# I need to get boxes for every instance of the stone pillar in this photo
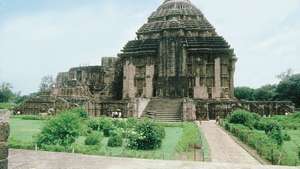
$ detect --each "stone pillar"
[194,77,208,99]
[230,57,237,98]
[212,57,221,98]
[123,61,136,99]
[181,46,187,76]
[182,99,196,121]
[144,65,154,98]
[0,110,10,169]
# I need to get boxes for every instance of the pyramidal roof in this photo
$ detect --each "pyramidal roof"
[137,0,216,36]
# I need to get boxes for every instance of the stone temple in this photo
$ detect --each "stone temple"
[16,0,294,121]
[121,0,236,100]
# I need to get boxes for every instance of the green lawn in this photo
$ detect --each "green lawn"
[8,117,208,161]
[9,118,44,142]
[0,102,15,110]
[281,130,300,165]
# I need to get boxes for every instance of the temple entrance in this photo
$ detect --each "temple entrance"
[208,104,216,120]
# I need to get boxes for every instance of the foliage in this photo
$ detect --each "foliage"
[69,108,89,119]
[36,112,81,147]
[276,74,300,107]
[85,132,102,145]
[0,82,14,103]
[253,85,277,101]
[228,110,260,128]
[224,122,283,164]
[234,87,255,101]
[0,102,15,109]
[128,119,165,150]
[107,134,123,147]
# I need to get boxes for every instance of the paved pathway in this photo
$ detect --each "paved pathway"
[8,149,298,169]
[200,121,260,164]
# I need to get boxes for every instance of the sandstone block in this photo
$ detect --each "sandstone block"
[0,123,9,142]
[0,142,8,160]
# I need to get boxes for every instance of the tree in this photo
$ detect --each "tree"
[39,75,54,93]
[0,82,14,102]
[276,69,293,81]
[276,74,300,107]
[253,85,277,101]
[234,87,255,101]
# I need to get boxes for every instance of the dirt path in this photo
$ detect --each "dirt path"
[8,149,298,169]
[200,121,260,165]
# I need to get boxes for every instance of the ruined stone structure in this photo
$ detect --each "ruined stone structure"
[16,0,295,121]
[15,57,117,115]
[0,110,9,169]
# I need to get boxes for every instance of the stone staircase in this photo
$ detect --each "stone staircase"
[142,98,183,122]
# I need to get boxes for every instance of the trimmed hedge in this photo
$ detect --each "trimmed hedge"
[224,121,286,164]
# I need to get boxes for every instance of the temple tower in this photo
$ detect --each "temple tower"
[120,0,237,100]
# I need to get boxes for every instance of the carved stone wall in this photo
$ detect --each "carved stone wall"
[0,110,10,169]
[182,99,197,121]
[193,100,295,120]
[123,61,136,99]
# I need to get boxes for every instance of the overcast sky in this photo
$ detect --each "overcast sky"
[0,0,299,95]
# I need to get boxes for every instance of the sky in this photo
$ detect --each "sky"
[0,0,299,95]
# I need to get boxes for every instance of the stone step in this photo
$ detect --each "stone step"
[142,98,183,122]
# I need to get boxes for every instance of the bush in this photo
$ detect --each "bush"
[36,112,81,147]
[99,117,114,131]
[70,108,88,119]
[128,119,165,150]
[224,123,282,163]
[228,110,260,128]
[85,132,102,145]
[87,118,100,131]
[107,134,123,147]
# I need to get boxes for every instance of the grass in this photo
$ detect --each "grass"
[281,130,300,166]
[8,117,208,161]
[9,118,45,149]
[0,102,15,110]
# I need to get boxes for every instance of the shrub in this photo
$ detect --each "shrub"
[87,118,100,131]
[70,108,88,119]
[113,119,127,129]
[225,123,282,163]
[36,112,81,147]
[98,117,113,131]
[85,132,102,145]
[228,110,260,128]
[107,134,123,147]
[128,119,165,150]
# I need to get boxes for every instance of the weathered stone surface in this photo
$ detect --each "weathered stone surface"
[0,159,8,169]
[0,111,9,169]
[0,142,8,160]
[0,123,9,142]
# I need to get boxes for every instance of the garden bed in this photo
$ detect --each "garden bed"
[9,113,209,161]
